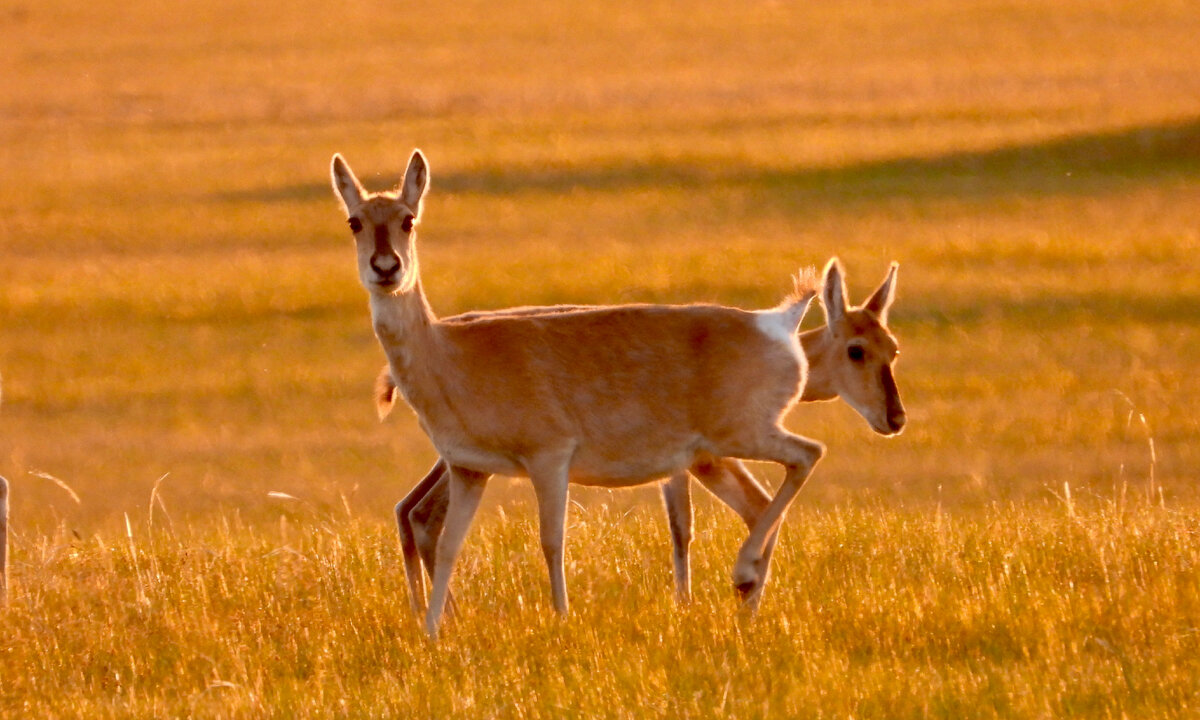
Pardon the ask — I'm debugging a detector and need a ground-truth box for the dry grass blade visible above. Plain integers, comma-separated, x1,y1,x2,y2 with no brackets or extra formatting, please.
147,473,174,535
124,513,149,605
28,471,82,505
1,502,1196,717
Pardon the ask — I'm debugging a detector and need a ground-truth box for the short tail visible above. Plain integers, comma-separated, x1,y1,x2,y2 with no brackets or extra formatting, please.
778,265,821,331
375,365,397,420
788,265,821,305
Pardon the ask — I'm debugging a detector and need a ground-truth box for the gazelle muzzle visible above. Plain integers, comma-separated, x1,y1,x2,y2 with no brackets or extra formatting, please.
371,224,401,282
881,365,906,434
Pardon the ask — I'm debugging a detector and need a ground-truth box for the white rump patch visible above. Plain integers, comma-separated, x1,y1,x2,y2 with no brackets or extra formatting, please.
754,309,803,359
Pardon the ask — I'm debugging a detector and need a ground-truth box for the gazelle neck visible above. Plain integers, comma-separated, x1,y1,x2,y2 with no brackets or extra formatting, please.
370,255,437,377
799,326,839,402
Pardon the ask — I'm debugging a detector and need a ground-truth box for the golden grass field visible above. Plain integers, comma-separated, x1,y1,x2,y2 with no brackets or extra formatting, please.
1,0,1199,716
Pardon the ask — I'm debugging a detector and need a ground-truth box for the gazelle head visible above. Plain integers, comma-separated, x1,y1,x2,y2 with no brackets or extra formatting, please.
817,258,906,436
330,150,429,295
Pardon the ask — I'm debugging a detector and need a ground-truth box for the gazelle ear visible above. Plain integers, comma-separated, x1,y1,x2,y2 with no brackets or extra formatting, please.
399,149,429,217
863,262,898,324
821,257,847,325
331,154,365,213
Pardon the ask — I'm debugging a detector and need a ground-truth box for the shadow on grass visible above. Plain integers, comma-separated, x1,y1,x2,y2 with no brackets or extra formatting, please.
222,118,1200,204
25,282,1186,330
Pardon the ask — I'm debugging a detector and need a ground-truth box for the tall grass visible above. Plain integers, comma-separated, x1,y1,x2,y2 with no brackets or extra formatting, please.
0,497,1196,718
3,0,1198,531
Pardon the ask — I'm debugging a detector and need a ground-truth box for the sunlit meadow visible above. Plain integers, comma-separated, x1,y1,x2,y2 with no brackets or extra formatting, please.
1,0,1198,716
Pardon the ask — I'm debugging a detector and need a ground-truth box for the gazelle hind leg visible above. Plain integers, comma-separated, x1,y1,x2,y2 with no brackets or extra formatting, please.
730,431,825,608
530,458,572,615
409,472,459,616
425,467,488,638
661,471,693,603
396,460,447,616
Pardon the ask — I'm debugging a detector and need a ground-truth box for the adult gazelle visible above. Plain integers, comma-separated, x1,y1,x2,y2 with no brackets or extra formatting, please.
333,150,889,635
379,261,905,613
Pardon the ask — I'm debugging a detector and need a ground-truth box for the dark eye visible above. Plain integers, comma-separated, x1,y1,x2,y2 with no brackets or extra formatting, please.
401,215,414,233
847,345,865,362
348,217,363,233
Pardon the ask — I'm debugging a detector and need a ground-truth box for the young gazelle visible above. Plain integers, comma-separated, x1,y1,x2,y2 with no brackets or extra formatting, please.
378,261,905,611
333,149,828,636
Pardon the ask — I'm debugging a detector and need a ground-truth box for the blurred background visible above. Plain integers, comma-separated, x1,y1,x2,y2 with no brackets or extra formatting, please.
1,0,1198,533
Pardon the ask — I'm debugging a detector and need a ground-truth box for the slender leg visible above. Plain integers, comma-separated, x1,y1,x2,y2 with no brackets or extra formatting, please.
696,458,787,592
425,467,488,638
396,460,447,616
731,432,825,609
410,473,450,581
690,457,770,529
661,472,693,603
410,473,458,616
529,460,571,615
691,458,781,591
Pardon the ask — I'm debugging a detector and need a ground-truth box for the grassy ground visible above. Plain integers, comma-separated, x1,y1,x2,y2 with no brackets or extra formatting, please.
1,500,1197,718
1,0,1199,716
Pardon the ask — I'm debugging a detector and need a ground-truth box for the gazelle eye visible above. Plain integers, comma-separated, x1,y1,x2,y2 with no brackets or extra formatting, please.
348,217,363,233
847,345,865,362
401,215,414,233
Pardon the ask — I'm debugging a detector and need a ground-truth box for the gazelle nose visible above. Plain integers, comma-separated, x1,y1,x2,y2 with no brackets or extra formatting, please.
887,410,907,433
371,254,400,279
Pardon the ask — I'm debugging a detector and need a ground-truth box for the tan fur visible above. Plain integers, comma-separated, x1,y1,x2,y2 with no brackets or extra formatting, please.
801,261,905,434
379,262,906,610
334,150,826,636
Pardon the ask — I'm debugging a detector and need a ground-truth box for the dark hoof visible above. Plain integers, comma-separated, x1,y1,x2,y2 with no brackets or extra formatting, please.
735,580,757,600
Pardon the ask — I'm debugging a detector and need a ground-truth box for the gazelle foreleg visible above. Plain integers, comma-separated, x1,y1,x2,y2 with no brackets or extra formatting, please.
661,459,777,604
409,470,449,581
688,457,784,593
425,466,488,638
396,460,448,615
661,472,693,603
691,458,772,530
409,471,463,619
408,456,573,616
731,431,825,609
